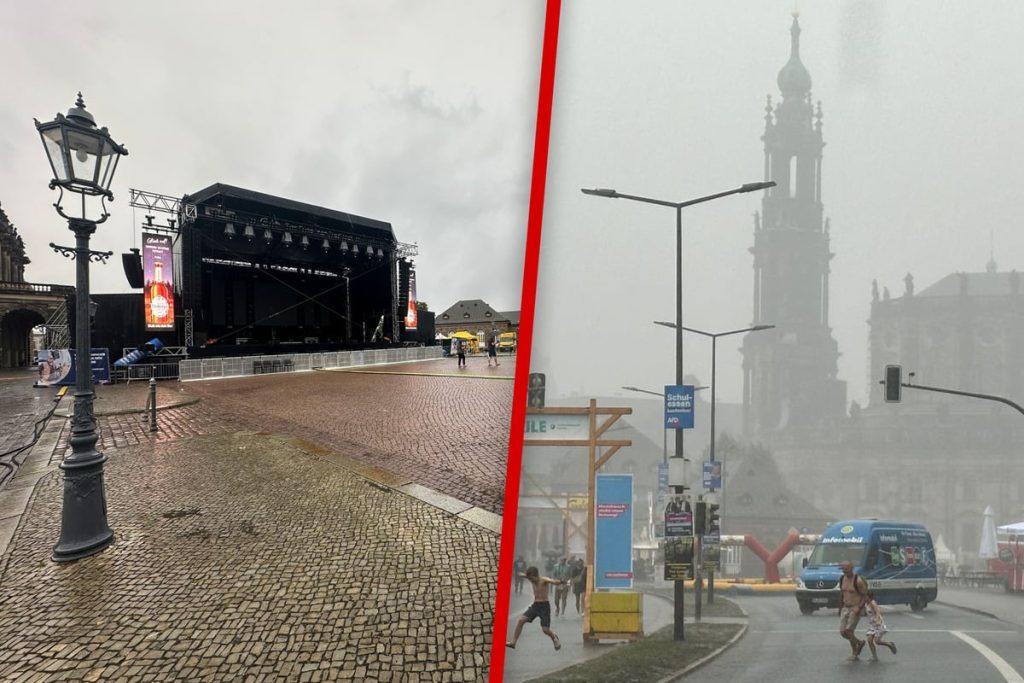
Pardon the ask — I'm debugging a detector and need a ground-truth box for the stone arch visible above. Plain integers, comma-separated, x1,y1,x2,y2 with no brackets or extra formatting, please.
0,307,47,368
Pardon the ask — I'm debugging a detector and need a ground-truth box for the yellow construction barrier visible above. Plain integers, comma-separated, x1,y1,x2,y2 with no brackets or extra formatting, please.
587,591,643,643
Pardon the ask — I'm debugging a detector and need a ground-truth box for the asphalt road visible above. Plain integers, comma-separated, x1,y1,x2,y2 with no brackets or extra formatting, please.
685,595,1024,682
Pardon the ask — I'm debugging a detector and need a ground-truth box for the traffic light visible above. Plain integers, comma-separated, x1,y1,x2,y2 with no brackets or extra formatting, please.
694,501,706,536
884,365,902,403
707,503,720,533
528,372,546,409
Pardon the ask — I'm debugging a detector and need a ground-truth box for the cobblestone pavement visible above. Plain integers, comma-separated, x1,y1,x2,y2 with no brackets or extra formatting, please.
0,431,498,682
185,356,516,514
0,370,62,487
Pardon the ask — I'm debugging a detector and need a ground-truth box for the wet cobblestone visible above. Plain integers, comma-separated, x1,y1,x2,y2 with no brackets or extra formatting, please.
186,356,515,514
0,432,498,681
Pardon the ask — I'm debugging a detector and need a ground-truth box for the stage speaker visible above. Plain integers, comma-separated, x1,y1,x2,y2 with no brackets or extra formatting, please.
122,249,144,288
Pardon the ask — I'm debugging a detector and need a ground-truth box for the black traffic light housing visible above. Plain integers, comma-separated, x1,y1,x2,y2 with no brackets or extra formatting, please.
528,372,546,409
884,365,902,403
694,501,706,536
707,503,720,533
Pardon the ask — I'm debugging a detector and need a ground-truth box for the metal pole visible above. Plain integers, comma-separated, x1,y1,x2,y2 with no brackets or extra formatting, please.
52,218,113,562
708,335,717,603
148,377,157,432
672,204,685,641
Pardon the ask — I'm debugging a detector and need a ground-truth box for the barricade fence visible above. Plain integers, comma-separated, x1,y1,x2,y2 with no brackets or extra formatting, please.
178,346,443,382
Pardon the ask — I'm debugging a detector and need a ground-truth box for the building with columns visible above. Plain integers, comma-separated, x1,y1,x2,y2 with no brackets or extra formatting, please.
0,203,72,368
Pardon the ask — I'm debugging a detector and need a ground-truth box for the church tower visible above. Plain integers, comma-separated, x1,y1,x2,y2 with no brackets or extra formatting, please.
741,15,846,438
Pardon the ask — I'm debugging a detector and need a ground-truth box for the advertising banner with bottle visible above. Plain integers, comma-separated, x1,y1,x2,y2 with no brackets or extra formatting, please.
143,233,175,331
404,267,418,331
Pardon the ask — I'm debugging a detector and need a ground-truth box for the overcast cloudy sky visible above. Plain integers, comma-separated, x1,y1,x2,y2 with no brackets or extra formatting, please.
0,1,544,315
534,0,1024,410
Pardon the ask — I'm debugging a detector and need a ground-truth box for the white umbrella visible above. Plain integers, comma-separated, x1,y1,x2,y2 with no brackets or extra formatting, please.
979,505,999,559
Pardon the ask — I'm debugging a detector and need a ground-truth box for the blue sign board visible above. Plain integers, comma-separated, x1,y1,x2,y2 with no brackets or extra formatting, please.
595,473,633,589
702,461,723,490
664,385,694,429
657,463,669,497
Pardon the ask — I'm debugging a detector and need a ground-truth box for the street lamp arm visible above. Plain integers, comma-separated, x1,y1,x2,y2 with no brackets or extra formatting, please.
653,321,776,338
581,181,775,210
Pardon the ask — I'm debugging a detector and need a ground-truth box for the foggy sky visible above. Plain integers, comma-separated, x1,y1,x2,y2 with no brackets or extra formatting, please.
0,1,544,315
534,0,1024,410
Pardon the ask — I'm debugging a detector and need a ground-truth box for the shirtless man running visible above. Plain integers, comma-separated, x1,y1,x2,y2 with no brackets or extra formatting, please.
506,566,566,651
838,560,869,660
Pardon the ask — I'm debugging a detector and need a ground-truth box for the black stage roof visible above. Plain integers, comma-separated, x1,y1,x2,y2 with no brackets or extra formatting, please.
183,183,396,244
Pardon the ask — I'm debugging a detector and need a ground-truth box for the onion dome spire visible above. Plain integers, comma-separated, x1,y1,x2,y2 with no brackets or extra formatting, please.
777,14,812,99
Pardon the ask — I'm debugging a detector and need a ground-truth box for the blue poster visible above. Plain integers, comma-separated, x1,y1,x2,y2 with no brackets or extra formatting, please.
657,463,669,496
36,349,111,386
595,473,633,589
702,461,723,489
664,384,695,429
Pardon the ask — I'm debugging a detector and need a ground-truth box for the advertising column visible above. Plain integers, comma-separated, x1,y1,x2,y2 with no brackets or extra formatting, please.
595,473,633,589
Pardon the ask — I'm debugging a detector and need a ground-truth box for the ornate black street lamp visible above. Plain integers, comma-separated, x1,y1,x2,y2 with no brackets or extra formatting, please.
35,94,128,562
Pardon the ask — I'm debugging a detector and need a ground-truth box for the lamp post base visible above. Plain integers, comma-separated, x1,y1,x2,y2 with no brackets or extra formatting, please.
52,456,114,563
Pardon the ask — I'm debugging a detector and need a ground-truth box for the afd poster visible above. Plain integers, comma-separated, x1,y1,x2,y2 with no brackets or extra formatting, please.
664,384,695,429
595,473,633,589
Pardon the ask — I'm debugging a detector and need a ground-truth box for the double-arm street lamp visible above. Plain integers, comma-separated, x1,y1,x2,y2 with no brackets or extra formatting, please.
582,183,774,477
584,180,774,640
652,322,775,482
36,94,128,562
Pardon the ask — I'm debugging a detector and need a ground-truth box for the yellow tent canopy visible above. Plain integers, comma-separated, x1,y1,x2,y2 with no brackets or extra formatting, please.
450,331,480,353
451,331,476,339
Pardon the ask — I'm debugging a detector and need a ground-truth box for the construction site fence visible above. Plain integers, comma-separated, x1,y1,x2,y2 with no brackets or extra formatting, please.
178,346,444,382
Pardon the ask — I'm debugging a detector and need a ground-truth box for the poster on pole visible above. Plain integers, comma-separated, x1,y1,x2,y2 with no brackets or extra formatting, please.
664,536,694,581
595,473,633,589
664,385,695,429
702,461,723,489
143,233,175,331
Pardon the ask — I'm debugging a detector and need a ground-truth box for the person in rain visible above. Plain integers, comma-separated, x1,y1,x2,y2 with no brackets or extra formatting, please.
862,591,897,661
506,567,565,651
838,560,869,660
456,339,467,369
513,555,527,595
487,334,500,367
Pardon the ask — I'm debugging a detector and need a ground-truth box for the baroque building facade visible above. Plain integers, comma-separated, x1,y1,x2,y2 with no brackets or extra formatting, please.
738,17,1024,560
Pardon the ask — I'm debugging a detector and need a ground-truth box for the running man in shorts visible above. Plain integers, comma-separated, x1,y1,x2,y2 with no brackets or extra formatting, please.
838,560,869,660
506,566,566,651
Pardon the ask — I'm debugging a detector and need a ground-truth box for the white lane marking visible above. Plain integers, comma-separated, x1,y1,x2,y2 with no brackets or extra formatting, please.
951,631,1024,683
909,613,925,619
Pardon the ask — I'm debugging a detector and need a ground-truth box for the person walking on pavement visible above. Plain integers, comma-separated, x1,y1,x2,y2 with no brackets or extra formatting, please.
838,560,869,660
456,339,467,369
507,567,565,651
487,335,500,367
513,555,528,595
552,557,570,617
862,591,897,661
571,558,587,615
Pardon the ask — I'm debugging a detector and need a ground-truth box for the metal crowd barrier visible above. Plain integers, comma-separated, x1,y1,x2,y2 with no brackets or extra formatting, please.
178,346,443,382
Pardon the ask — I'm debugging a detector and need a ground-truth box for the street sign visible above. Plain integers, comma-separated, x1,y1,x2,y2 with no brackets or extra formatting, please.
664,385,695,429
523,414,590,440
702,461,723,490
595,474,633,589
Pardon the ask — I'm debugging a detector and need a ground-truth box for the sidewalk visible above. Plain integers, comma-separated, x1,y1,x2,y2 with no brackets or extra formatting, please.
502,591,676,683
0,429,498,681
936,586,1024,627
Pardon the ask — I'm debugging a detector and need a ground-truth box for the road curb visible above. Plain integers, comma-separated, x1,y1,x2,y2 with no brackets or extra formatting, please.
934,600,1006,624
55,397,201,418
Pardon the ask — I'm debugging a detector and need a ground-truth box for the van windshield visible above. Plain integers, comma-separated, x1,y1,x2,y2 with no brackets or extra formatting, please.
807,543,866,566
